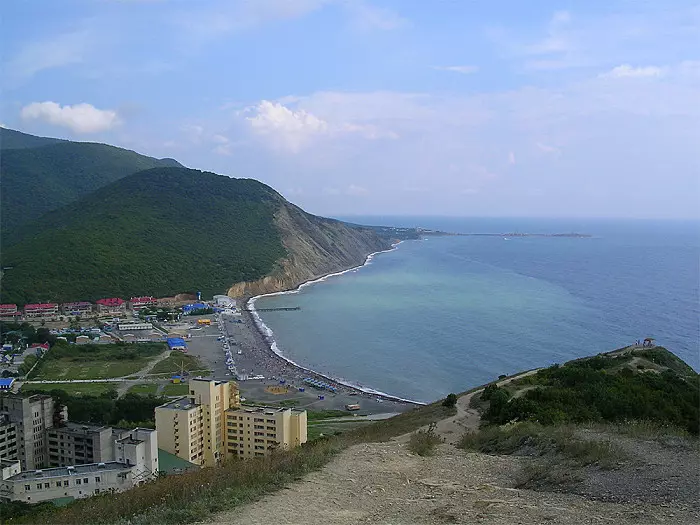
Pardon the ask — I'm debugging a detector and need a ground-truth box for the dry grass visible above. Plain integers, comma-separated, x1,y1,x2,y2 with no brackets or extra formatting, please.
17,398,456,525
408,423,443,456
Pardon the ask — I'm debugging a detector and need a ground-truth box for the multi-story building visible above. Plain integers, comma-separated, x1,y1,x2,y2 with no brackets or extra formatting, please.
0,461,140,504
0,416,19,463
156,378,307,467
61,302,93,317
46,423,113,467
0,394,66,470
23,304,59,319
113,428,158,483
95,298,126,316
0,304,19,319
224,406,307,458
129,296,157,311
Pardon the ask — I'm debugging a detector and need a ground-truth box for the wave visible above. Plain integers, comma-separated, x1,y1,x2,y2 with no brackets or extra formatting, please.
247,241,426,405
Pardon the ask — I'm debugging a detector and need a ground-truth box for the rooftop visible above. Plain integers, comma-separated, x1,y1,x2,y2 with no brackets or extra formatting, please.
49,422,110,436
8,462,131,481
159,397,198,411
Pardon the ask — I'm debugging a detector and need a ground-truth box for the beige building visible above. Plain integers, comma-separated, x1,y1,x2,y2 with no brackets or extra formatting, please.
156,378,307,467
225,406,307,458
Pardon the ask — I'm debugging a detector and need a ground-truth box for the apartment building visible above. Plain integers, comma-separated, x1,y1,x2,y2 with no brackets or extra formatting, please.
155,378,240,467
95,298,126,316
0,304,19,318
129,296,157,311
23,303,59,319
156,378,307,466
0,461,138,504
0,417,18,462
61,302,93,317
46,423,113,467
225,406,307,458
0,395,65,470
114,428,158,483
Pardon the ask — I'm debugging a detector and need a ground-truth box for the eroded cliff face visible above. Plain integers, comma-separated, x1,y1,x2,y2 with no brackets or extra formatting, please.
227,203,391,298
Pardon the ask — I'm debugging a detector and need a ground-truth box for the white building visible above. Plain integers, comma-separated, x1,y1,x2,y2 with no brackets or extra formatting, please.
0,462,136,503
117,323,153,331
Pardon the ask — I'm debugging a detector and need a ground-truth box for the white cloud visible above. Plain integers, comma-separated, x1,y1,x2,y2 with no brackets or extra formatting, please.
508,151,516,164
432,65,478,74
346,184,369,196
600,64,665,78
245,99,397,152
342,2,406,30
20,101,120,133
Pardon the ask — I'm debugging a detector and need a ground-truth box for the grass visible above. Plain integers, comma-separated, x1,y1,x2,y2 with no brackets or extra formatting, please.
32,343,165,380
162,383,190,396
21,398,455,525
458,422,621,469
21,382,119,397
306,409,351,421
127,383,160,396
148,352,207,375
407,423,443,456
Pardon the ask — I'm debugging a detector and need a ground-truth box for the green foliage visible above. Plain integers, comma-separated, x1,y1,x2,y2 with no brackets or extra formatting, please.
482,350,699,434
21,387,165,428
0,499,55,522
148,352,206,375
459,422,621,469
305,409,349,421
442,393,457,407
1,167,287,304
1,128,181,237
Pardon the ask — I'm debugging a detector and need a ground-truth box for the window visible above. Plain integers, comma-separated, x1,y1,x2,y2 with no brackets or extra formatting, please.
63,480,69,487
83,478,89,484
95,477,100,483
44,483,49,489
36,484,42,490
24,484,30,490
76,479,81,485
56,482,61,488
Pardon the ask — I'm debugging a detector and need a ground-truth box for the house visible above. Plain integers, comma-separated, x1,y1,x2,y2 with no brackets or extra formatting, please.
95,298,126,316
129,297,157,311
0,305,19,318
182,303,209,315
75,336,90,345
61,302,93,317
0,378,15,391
28,343,49,356
166,338,187,351
23,304,59,319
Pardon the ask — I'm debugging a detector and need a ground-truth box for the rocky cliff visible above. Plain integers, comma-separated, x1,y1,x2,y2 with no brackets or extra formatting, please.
227,203,392,298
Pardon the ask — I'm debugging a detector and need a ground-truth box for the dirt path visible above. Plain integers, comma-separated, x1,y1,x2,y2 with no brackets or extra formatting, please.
205,441,696,525
397,369,540,446
114,350,170,396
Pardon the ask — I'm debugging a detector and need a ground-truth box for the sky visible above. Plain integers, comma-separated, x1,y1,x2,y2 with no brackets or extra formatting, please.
2,0,699,219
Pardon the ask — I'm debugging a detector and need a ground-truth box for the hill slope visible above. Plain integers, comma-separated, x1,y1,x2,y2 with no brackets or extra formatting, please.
0,167,392,304
0,128,183,235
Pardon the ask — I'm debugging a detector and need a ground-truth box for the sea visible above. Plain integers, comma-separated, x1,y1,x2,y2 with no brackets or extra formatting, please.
253,217,700,403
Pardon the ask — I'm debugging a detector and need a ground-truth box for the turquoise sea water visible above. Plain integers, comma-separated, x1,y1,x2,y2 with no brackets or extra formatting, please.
255,218,699,402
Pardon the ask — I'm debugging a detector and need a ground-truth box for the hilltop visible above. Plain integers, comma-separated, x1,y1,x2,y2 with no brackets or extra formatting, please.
0,128,182,236
0,165,392,304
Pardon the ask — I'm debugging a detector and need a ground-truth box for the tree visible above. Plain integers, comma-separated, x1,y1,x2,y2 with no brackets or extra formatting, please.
442,393,458,408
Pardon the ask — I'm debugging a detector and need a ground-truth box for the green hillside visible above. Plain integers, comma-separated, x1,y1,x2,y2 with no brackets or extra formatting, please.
0,167,287,304
0,128,183,235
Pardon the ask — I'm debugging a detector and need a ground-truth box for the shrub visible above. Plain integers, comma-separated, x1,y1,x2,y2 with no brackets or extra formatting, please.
408,423,443,456
442,393,457,408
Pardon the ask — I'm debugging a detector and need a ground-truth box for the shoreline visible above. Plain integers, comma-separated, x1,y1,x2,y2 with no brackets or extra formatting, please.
243,241,426,406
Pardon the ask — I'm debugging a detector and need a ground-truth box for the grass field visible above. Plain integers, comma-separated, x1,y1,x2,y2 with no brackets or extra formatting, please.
32,342,166,380
148,352,207,375
127,383,160,396
22,382,119,397
162,383,190,396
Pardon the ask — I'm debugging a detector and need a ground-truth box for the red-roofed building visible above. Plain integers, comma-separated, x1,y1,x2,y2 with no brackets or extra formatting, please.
95,298,126,315
129,296,157,311
0,304,19,318
29,343,50,354
61,301,94,316
24,303,59,318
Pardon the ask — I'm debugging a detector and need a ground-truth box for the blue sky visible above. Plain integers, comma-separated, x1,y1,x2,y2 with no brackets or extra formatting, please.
2,0,699,218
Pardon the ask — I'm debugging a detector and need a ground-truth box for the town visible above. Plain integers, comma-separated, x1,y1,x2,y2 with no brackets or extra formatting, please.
0,294,326,506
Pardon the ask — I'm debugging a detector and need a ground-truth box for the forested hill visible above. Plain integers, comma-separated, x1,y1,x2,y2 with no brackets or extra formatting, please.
0,167,392,305
0,128,183,235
